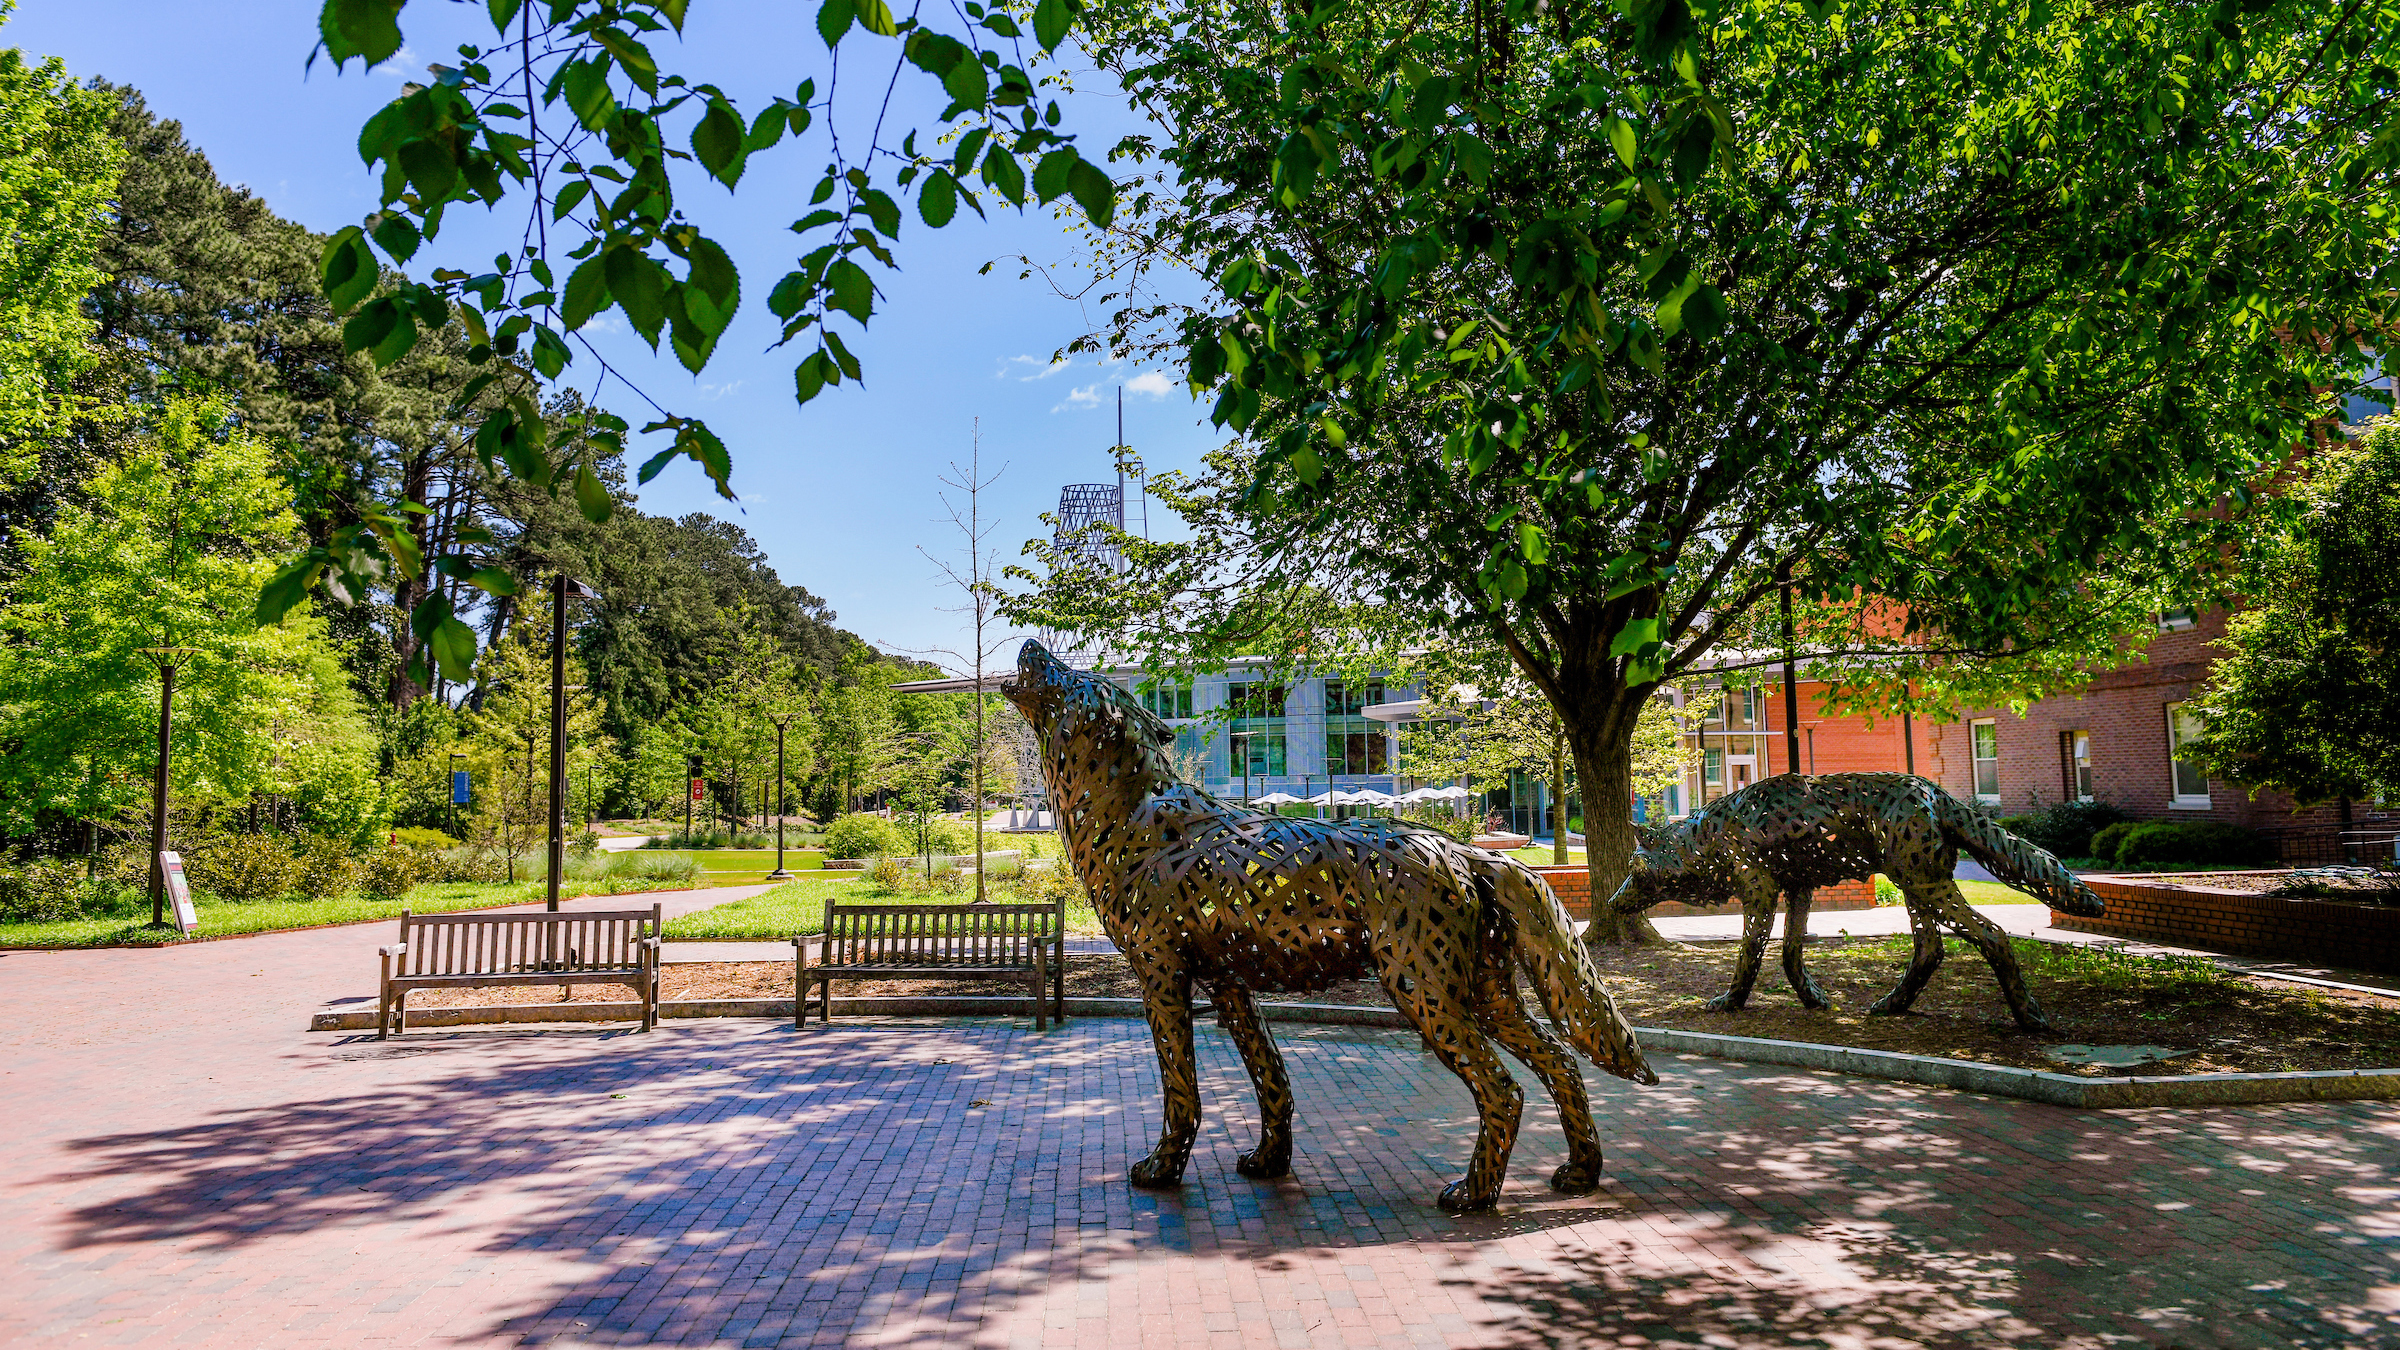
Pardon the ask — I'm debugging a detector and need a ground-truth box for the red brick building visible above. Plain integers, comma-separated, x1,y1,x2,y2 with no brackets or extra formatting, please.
1918,607,2351,834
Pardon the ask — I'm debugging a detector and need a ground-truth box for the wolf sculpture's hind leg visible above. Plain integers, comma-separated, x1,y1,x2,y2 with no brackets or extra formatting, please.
1870,883,1948,1016
1779,887,1833,1010
1379,947,1523,1213
1928,878,2054,1032
1128,955,1202,1188
1705,867,1781,1012
1472,944,1604,1194
1208,980,1295,1179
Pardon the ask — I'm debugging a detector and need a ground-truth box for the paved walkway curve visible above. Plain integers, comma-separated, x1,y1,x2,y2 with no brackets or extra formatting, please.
3,901,2398,1347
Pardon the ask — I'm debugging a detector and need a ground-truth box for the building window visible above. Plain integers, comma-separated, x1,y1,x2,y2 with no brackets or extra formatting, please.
1325,727,1389,776
2066,730,2093,802
1971,720,2001,802
1225,682,1287,719
1703,748,1723,789
1324,679,1386,717
1138,685,1192,719
2157,607,2197,632
1230,730,1286,780
2166,704,2211,808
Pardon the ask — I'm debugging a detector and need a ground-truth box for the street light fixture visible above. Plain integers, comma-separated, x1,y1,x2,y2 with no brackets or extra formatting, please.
766,713,795,879
546,574,603,913
133,644,200,929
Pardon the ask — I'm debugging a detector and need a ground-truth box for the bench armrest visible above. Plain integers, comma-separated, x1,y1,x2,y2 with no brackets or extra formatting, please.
377,942,408,957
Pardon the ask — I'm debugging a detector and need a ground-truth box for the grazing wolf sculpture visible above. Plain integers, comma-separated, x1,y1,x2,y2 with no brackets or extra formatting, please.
1610,773,2104,1031
1002,640,1655,1213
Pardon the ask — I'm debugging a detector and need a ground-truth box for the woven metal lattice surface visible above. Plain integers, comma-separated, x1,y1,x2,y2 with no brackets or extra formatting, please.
1003,640,1655,1213
1611,772,2107,1032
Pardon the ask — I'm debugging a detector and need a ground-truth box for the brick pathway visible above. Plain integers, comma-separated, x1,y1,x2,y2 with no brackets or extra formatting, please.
4,914,2399,1347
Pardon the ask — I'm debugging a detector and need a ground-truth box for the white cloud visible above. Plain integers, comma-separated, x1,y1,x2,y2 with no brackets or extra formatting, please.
999,354,1073,381
1051,382,1107,413
371,46,421,77
696,380,743,401
1123,370,1176,399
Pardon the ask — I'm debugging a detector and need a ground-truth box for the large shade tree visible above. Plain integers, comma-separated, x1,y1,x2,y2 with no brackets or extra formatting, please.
1011,0,2400,939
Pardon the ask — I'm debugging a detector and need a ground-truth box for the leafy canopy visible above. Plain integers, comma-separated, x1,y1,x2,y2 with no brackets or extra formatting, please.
286,0,1121,678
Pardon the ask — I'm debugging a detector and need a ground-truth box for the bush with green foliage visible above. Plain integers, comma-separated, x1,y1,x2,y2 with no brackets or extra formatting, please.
825,813,910,860
356,848,428,900
1998,800,2130,860
2089,821,2140,865
0,858,89,923
1874,874,1904,906
390,826,459,850
2111,822,2271,868
1401,807,1479,845
291,836,358,899
183,834,299,902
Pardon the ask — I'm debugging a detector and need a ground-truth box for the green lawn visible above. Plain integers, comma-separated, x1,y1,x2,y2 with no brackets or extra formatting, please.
1508,848,1588,866
642,848,828,885
663,874,1107,941
0,873,708,949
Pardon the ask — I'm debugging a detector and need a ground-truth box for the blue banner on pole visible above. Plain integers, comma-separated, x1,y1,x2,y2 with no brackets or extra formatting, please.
452,770,471,805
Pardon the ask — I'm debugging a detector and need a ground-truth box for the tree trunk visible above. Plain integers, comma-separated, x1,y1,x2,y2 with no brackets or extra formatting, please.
1566,706,1666,948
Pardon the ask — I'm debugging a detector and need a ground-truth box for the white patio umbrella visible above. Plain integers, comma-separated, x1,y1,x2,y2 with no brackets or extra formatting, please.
1251,791,1304,805
1346,789,1395,806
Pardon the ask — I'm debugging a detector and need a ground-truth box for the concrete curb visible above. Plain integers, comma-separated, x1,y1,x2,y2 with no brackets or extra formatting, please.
312,997,2400,1108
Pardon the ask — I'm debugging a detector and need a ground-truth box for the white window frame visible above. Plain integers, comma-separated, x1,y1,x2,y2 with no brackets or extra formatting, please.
2157,607,2197,632
2069,730,2093,802
2165,704,2212,809
1970,719,2001,804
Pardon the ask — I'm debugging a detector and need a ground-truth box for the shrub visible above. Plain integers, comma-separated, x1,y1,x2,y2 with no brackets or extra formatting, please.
1874,874,1903,906
2001,800,2131,858
1401,807,1479,844
605,851,700,885
1018,860,1090,909
826,813,910,860
866,854,908,889
357,848,428,900
390,826,459,851
292,835,359,899
427,845,508,883
893,816,971,856
183,834,299,902
0,858,88,923
2089,821,2140,865
2113,821,2271,868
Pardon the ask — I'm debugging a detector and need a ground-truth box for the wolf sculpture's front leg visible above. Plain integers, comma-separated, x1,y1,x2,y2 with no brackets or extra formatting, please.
1705,866,1781,1012
1210,980,1295,1179
1127,954,1201,1188
1779,888,1833,1010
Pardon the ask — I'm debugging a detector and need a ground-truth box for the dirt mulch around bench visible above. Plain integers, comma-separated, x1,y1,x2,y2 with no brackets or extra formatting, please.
408,938,2400,1078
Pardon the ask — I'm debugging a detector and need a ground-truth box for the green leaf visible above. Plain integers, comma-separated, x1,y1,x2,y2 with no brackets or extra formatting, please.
1608,617,1661,658
793,350,832,406
343,297,420,367
855,0,897,35
574,463,614,524
551,179,592,221
561,254,612,330
859,188,902,238
368,211,420,263
428,615,479,683
825,257,874,323
319,226,380,314
255,556,322,625
919,169,959,227
529,324,572,379
1606,115,1638,171
681,236,740,337
1067,158,1114,227
1453,132,1492,186
944,54,989,109
692,102,748,188
319,0,403,69
1034,150,1076,204
605,246,667,347
982,146,1025,204
1517,520,1548,565
487,0,525,31
816,0,854,46
1032,0,1072,51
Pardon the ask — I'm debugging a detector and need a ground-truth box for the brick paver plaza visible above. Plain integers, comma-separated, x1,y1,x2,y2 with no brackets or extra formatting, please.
5,905,2399,1347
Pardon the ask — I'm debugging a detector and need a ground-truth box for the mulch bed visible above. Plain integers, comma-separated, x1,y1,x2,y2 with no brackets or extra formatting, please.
408,941,2400,1078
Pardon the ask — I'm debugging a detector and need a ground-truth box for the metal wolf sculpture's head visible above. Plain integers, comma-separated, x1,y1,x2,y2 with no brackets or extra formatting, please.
1001,640,1180,814
1608,820,1734,912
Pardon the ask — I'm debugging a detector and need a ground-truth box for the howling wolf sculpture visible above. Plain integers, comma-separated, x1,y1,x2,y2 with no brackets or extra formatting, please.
1610,773,2105,1031
1002,641,1654,1213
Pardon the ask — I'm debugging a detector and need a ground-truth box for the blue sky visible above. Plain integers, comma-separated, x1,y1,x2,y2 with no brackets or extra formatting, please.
7,0,1218,665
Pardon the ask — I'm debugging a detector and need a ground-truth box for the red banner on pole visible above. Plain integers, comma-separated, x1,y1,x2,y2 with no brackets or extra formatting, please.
689,778,705,803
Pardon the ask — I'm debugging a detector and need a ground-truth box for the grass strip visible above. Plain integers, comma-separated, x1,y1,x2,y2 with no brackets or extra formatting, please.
664,875,1107,941
0,875,710,949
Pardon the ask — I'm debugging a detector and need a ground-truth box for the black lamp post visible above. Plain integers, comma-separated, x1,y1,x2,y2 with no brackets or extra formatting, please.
133,644,199,928
766,714,795,879
546,574,603,912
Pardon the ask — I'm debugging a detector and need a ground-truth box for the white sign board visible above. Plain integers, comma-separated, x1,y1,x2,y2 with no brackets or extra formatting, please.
159,850,197,935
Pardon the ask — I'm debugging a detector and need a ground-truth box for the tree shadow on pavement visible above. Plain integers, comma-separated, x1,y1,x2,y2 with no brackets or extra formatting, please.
38,1018,2400,1348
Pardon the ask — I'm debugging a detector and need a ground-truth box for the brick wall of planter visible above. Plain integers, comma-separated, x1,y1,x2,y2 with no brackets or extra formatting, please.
1532,866,1878,922
2051,874,2400,973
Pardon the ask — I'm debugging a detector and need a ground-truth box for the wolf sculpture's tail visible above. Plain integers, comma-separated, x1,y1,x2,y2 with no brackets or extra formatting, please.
1932,793,2105,917
1469,851,1658,1085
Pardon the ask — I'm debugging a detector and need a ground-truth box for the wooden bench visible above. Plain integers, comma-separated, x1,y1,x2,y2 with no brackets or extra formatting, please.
794,900,1065,1029
377,904,663,1039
